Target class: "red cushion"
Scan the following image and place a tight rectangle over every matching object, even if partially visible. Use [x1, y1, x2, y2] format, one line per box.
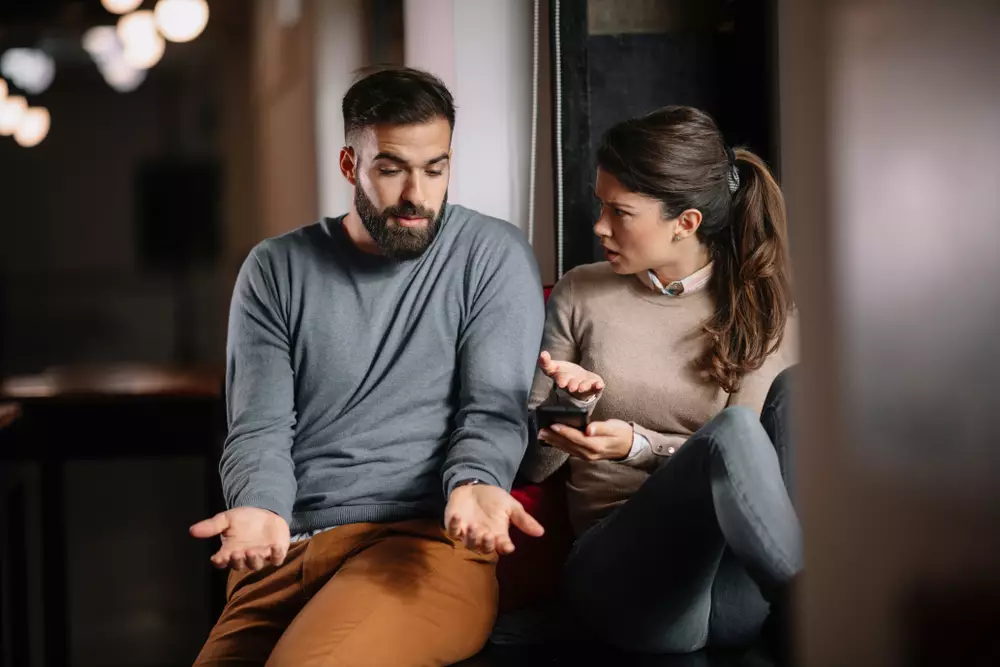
[497, 474, 574, 612]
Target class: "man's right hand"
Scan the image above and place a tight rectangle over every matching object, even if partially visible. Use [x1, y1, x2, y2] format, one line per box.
[538, 351, 605, 401]
[189, 507, 291, 571]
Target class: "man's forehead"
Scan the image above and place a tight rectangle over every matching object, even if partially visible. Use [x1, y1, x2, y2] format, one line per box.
[359, 120, 451, 161]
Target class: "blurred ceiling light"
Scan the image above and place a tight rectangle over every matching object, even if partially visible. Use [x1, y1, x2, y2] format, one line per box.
[123, 32, 165, 69]
[101, 0, 143, 15]
[14, 106, 50, 147]
[99, 58, 146, 93]
[154, 0, 209, 43]
[117, 10, 158, 48]
[0, 95, 27, 136]
[0, 48, 56, 95]
[82, 25, 121, 64]
[84, 21, 150, 91]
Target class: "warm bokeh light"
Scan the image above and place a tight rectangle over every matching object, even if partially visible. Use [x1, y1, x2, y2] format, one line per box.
[82, 25, 121, 63]
[101, 0, 143, 15]
[154, 0, 210, 43]
[117, 10, 158, 48]
[82, 26, 147, 92]
[0, 77, 7, 100]
[0, 94, 27, 136]
[14, 106, 50, 147]
[99, 58, 146, 93]
[123, 32, 166, 69]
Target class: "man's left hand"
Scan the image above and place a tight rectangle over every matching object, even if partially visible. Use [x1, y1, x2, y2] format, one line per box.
[538, 419, 633, 461]
[445, 484, 544, 555]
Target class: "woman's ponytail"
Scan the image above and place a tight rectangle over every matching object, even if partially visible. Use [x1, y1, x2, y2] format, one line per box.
[702, 148, 793, 393]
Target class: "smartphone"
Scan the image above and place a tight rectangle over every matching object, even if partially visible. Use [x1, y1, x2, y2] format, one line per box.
[534, 404, 590, 432]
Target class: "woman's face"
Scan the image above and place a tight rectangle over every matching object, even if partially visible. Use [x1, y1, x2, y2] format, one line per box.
[593, 168, 680, 275]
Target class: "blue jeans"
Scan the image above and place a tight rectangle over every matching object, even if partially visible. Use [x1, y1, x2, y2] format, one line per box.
[562, 371, 802, 654]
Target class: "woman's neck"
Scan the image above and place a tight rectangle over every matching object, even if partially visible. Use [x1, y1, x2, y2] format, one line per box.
[641, 246, 712, 291]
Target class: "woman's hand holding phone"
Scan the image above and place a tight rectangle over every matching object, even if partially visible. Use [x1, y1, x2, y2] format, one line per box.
[538, 419, 634, 461]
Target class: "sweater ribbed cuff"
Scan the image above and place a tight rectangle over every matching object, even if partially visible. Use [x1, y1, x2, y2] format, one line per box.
[443, 467, 503, 500]
[230, 492, 293, 524]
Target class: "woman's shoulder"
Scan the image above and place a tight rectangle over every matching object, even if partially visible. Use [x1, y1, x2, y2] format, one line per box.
[554, 262, 623, 300]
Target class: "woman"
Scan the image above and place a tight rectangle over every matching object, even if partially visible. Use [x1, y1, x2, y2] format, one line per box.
[522, 106, 800, 654]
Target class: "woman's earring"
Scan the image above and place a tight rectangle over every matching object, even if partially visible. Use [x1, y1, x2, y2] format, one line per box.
[672, 234, 682, 242]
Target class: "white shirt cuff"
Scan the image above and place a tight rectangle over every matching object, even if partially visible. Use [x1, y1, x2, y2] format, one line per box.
[622, 429, 651, 462]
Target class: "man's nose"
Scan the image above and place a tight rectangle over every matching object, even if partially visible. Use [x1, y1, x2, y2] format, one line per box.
[401, 173, 426, 208]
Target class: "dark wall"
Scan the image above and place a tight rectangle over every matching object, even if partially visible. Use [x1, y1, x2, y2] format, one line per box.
[554, 0, 778, 272]
[0, 57, 228, 374]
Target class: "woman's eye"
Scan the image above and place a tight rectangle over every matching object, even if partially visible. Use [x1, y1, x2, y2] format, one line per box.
[426, 170, 444, 178]
[614, 208, 628, 218]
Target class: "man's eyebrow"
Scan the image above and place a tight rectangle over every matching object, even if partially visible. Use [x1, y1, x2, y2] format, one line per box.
[373, 152, 450, 167]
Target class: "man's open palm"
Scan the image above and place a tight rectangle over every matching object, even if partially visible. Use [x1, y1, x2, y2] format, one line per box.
[190, 507, 290, 571]
[445, 484, 544, 555]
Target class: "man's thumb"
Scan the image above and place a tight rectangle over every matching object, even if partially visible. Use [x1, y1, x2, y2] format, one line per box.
[510, 504, 545, 538]
[190, 512, 229, 539]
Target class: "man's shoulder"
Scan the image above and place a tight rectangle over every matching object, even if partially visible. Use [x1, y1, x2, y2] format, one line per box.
[247, 220, 331, 268]
[445, 204, 530, 252]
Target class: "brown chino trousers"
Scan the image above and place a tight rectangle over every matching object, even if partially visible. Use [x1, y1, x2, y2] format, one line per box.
[193, 518, 498, 667]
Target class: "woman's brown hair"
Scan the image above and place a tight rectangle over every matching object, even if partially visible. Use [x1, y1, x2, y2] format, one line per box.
[596, 106, 793, 393]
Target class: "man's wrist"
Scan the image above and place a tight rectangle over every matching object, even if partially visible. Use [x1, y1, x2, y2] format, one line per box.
[452, 478, 487, 490]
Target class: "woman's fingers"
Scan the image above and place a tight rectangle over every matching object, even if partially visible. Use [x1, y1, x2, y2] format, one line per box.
[539, 430, 587, 457]
[550, 424, 590, 446]
[538, 351, 560, 376]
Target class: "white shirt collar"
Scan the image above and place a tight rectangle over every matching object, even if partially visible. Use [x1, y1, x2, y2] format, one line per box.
[647, 262, 713, 297]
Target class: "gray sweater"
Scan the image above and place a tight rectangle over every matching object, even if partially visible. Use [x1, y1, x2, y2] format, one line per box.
[220, 205, 544, 534]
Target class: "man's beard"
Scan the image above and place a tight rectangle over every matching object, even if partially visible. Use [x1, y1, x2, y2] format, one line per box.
[355, 185, 446, 260]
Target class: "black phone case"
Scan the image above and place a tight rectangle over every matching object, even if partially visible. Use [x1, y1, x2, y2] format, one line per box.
[534, 404, 589, 431]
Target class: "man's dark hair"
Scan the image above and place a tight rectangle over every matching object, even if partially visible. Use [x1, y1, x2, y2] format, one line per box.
[342, 67, 455, 145]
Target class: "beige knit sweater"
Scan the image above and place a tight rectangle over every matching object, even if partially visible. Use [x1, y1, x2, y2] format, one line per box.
[521, 262, 797, 536]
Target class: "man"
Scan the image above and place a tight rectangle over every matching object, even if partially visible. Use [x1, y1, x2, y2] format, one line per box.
[191, 67, 545, 666]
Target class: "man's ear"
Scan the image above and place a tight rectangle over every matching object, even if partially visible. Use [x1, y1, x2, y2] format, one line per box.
[339, 147, 357, 186]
